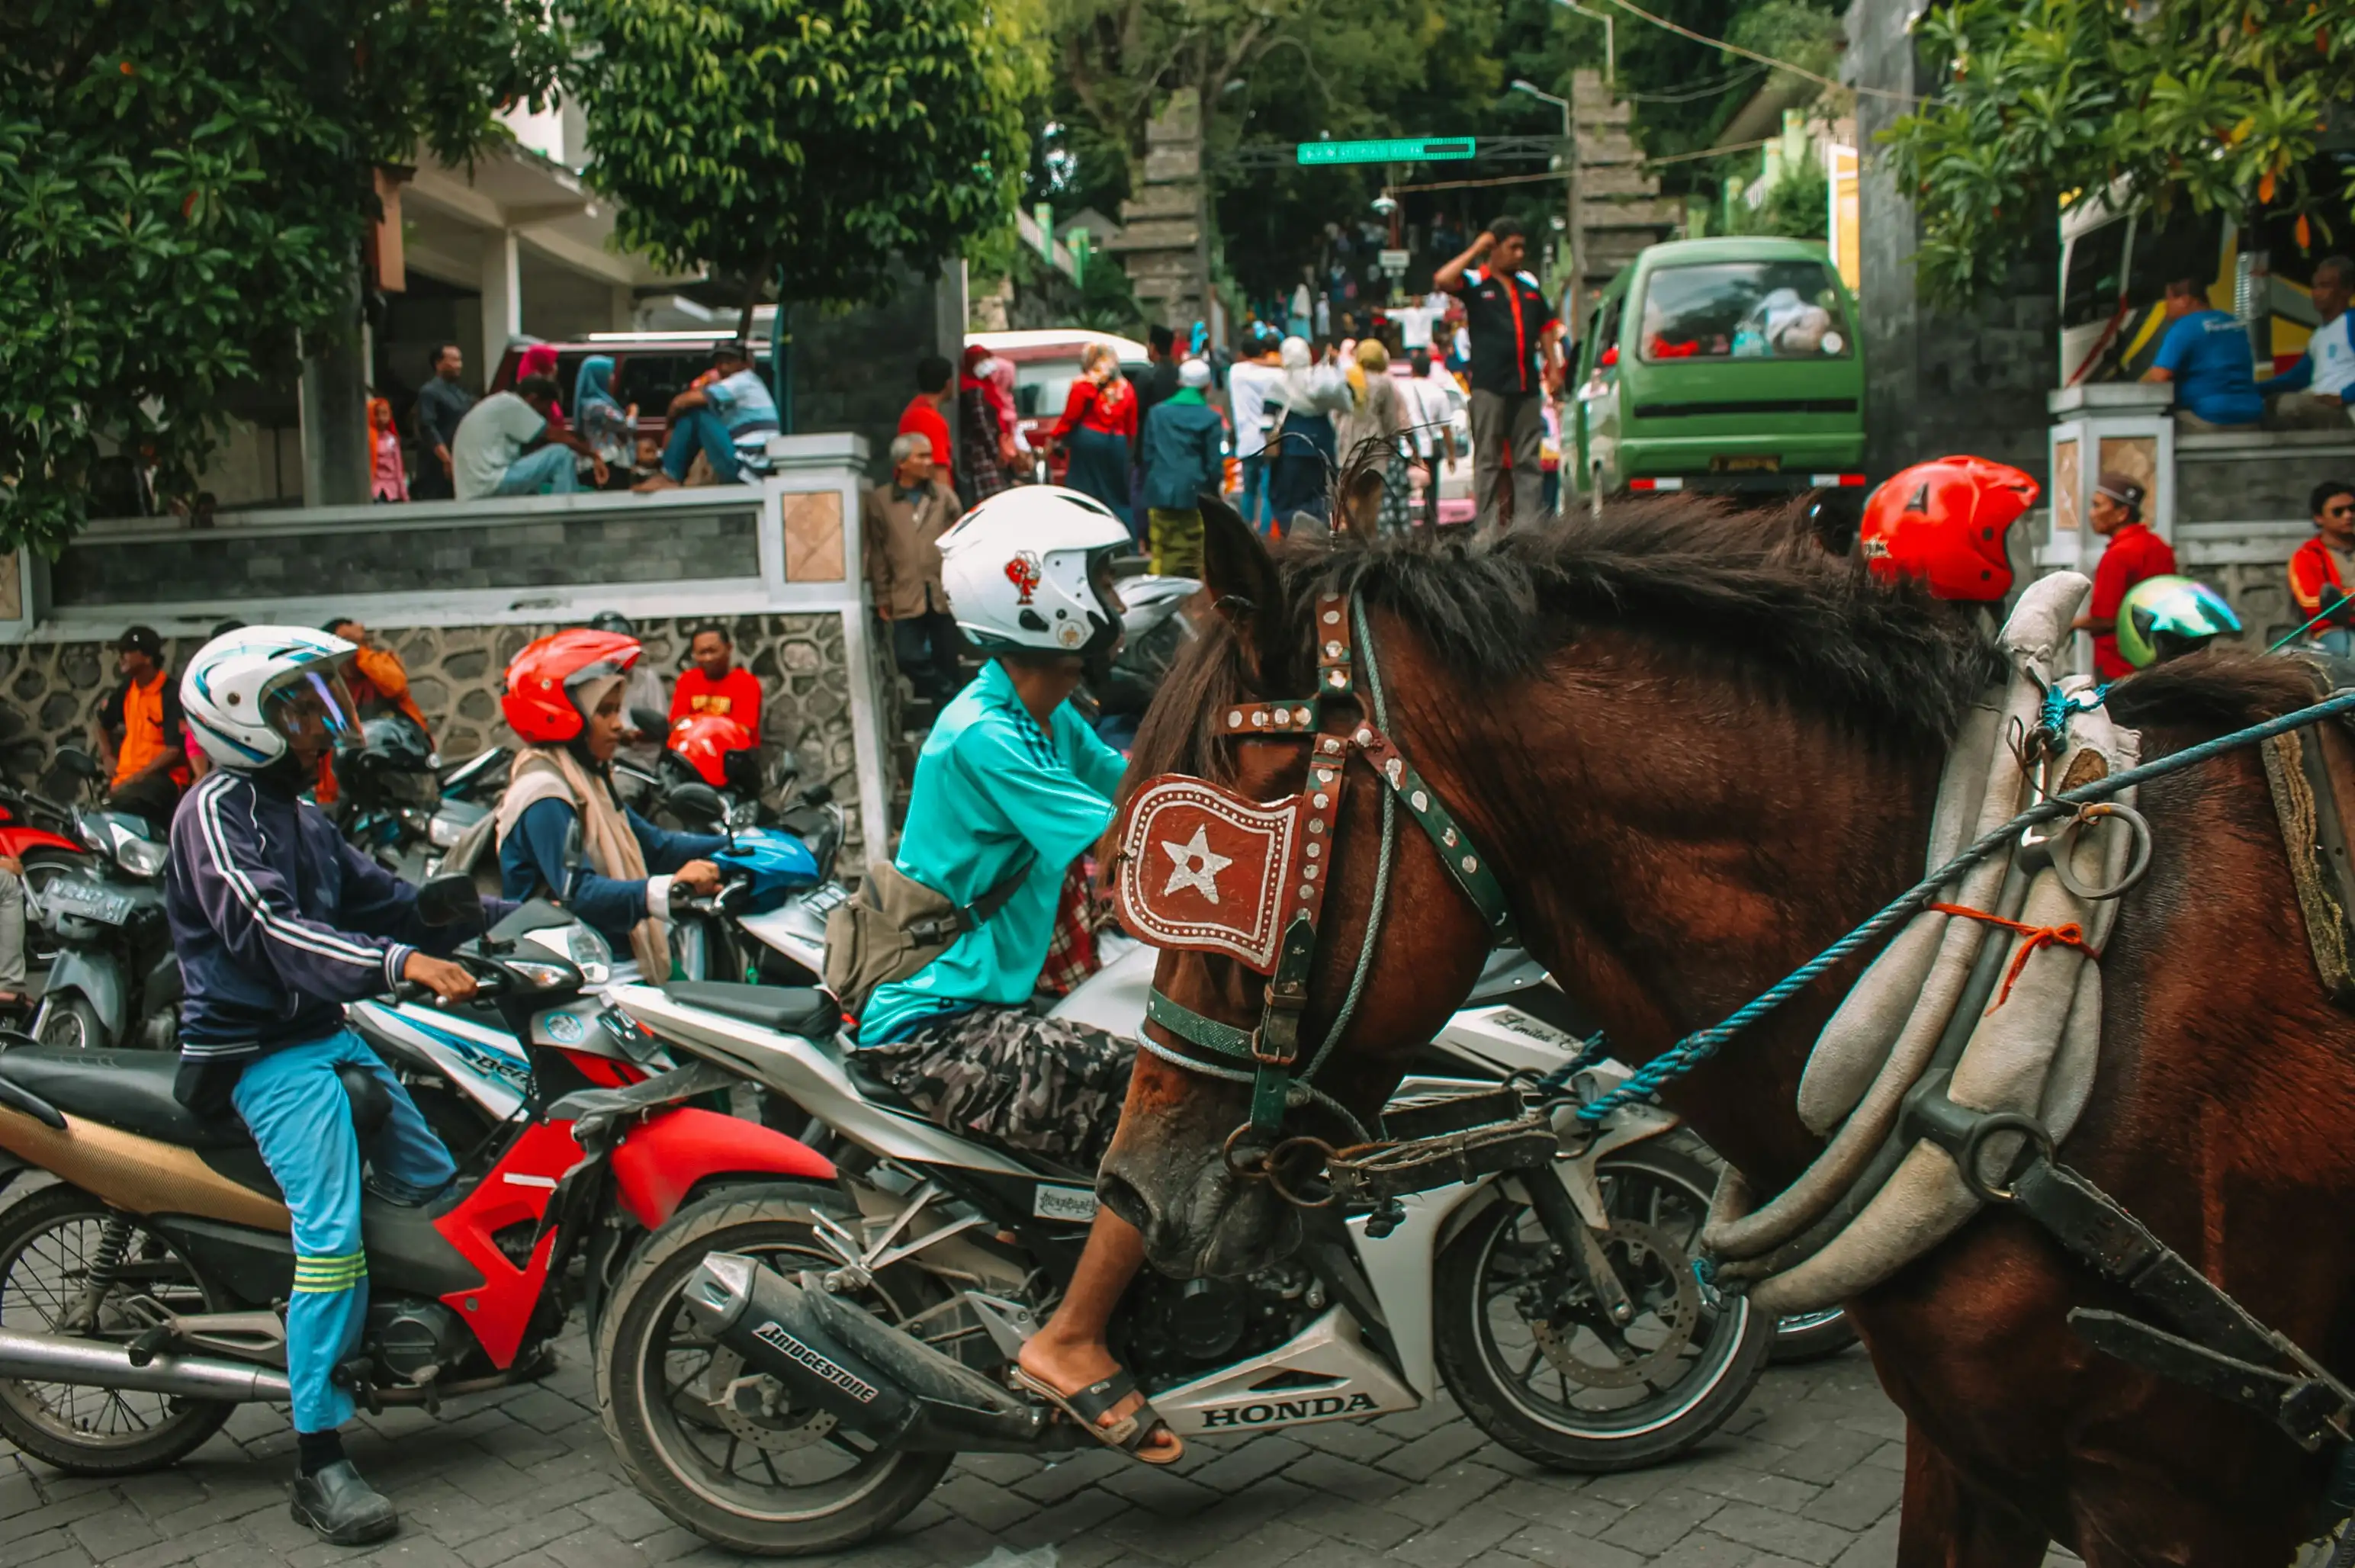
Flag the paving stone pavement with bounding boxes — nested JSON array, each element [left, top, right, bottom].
[[0, 1325, 2134, 1568]]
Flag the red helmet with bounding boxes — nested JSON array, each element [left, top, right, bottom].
[[501, 629, 641, 744], [1859, 457, 2040, 602], [668, 712, 755, 788]]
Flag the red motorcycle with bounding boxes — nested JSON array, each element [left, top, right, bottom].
[[0, 884, 863, 1552]]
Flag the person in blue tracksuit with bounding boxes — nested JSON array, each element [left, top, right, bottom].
[[169, 626, 504, 1546]]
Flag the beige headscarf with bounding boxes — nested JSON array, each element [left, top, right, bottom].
[[493, 673, 668, 977]]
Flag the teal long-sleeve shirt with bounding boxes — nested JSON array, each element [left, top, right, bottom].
[[859, 659, 1127, 1043]]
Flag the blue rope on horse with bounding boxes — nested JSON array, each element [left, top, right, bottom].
[[1566, 686, 2355, 1124]]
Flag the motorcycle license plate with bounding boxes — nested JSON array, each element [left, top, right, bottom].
[[43, 879, 130, 926]]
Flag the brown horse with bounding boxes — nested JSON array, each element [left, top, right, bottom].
[[1097, 496, 2355, 1564]]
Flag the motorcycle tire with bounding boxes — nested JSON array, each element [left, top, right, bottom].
[[1432, 1144, 1774, 1473], [595, 1184, 953, 1556], [1770, 1308, 1861, 1365], [0, 1185, 236, 1474], [31, 993, 108, 1053]]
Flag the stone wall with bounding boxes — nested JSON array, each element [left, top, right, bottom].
[[52, 509, 760, 608], [5, 611, 870, 856]]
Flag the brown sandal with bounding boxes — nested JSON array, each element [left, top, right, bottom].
[[1011, 1366, 1184, 1466]]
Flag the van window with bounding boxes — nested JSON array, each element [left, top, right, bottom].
[[1013, 360, 1081, 420], [2126, 206, 2224, 304], [1589, 294, 1622, 369], [1637, 260, 1851, 361], [2061, 217, 2130, 330], [612, 354, 772, 415]]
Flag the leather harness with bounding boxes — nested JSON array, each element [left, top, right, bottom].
[[1136, 591, 1515, 1150]]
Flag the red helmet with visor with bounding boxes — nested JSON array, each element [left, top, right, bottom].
[[501, 629, 642, 744], [667, 712, 754, 789], [1859, 457, 2040, 602]]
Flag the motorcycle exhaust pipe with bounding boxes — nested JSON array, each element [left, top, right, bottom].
[[683, 1253, 1046, 1454], [0, 1326, 291, 1403]]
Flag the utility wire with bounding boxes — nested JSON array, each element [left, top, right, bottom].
[[1617, 64, 1765, 104], [1598, 0, 1925, 104]]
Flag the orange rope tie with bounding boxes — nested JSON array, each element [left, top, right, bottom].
[[1929, 903, 2100, 1014]]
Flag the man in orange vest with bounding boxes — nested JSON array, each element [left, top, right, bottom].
[[314, 618, 435, 806], [91, 625, 191, 827]]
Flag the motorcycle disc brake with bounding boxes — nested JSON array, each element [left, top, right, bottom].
[[699, 1347, 839, 1453], [1524, 1218, 1701, 1390]]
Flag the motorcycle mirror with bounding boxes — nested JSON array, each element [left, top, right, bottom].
[[52, 747, 101, 779], [668, 780, 728, 825], [631, 705, 670, 737], [413, 872, 481, 927]]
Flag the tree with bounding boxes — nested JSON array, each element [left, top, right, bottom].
[[559, 0, 1040, 335], [0, 0, 565, 551], [1883, 0, 2355, 307]]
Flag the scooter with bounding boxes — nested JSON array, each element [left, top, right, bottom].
[[600, 971, 1778, 1556], [0, 882, 837, 1554], [24, 802, 176, 1053]]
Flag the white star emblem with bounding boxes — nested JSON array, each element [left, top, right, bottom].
[[1161, 825, 1233, 904]]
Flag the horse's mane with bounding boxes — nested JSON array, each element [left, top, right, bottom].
[[1131, 499, 2317, 790], [1132, 499, 2006, 784]]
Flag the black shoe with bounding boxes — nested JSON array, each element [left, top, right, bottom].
[[289, 1460, 399, 1546]]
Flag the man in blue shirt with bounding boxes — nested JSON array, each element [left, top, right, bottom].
[[2144, 277, 2262, 429], [855, 485, 1185, 1466], [636, 342, 780, 490]]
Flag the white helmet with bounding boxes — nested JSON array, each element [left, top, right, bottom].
[[935, 486, 1130, 657], [181, 625, 360, 770]]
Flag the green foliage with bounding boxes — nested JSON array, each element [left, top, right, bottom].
[[0, 0, 562, 552], [561, 0, 1041, 328], [1728, 153, 1827, 239], [1884, 0, 2355, 307]]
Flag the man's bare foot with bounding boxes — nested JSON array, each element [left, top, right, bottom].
[[1016, 1335, 1182, 1464], [632, 473, 681, 493]]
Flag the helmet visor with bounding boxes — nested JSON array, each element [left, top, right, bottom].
[[258, 667, 360, 750]]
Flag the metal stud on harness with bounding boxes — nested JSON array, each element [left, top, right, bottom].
[[1110, 591, 1524, 1188]]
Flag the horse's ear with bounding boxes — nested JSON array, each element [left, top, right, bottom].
[[1198, 494, 1290, 687]]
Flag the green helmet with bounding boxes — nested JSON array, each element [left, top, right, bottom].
[[2116, 575, 2241, 670]]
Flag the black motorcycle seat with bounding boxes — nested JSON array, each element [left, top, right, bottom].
[[0, 1050, 390, 1150], [662, 980, 840, 1038], [0, 1049, 248, 1149]]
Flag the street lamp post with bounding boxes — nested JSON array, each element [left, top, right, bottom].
[[1508, 79, 1578, 305]]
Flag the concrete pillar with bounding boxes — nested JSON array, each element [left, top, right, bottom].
[[298, 259, 371, 506], [480, 230, 521, 372], [1849, 0, 2057, 486]]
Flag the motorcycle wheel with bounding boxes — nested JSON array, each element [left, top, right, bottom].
[[1770, 1308, 1861, 1365], [0, 1185, 236, 1473], [31, 994, 108, 1052], [596, 1185, 953, 1555], [1433, 1143, 1773, 1473]]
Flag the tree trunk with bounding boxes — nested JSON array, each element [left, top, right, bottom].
[[735, 245, 776, 346]]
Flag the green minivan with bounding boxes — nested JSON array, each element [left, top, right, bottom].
[[1569, 236, 1866, 512]]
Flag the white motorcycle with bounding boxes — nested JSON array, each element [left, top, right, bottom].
[[594, 961, 1778, 1555]]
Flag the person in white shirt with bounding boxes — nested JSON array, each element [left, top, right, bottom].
[[451, 376, 606, 500], [2262, 255, 2355, 430], [1400, 349, 1460, 528], [1392, 293, 1445, 354], [1226, 326, 1287, 532]]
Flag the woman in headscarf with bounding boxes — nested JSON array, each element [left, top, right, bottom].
[[1043, 342, 1137, 525], [1264, 336, 1349, 527], [366, 395, 407, 503], [493, 629, 727, 978], [571, 355, 636, 480], [1335, 339, 1412, 533], [956, 345, 1014, 506], [516, 343, 567, 429]]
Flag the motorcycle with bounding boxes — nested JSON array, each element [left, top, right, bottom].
[[333, 716, 443, 882], [1081, 573, 1200, 751], [25, 802, 177, 1053], [597, 969, 1779, 1554], [0, 879, 839, 1548]]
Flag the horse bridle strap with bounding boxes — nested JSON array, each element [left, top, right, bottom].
[[1129, 590, 1514, 1144]]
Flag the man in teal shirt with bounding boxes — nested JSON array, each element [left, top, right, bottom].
[[856, 484, 1184, 1466]]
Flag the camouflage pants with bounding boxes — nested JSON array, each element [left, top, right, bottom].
[[860, 1007, 1133, 1171]]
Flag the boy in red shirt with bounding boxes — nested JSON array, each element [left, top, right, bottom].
[[2074, 472, 2177, 680], [898, 355, 955, 487], [668, 624, 765, 744]]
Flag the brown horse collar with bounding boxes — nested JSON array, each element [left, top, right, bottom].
[[1115, 590, 1515, 1146]]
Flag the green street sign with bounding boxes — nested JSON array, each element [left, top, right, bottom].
[[1297, 137, 1476, 166]]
